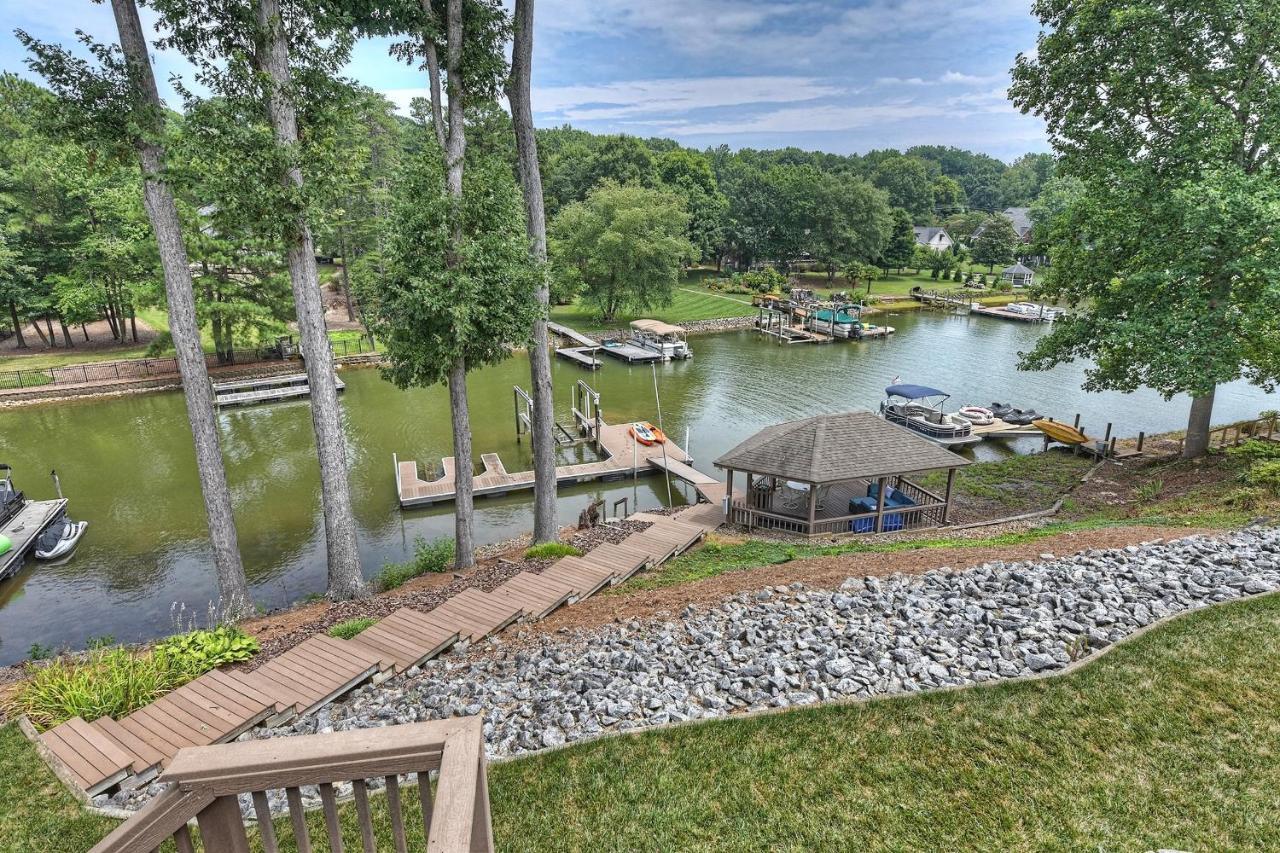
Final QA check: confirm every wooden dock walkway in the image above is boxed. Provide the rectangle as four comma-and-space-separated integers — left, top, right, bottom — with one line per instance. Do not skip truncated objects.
0, 498, 67, 580
397, 421, 693, 507
971, 305, 1050, 323
35, 502, 724, 798
547, 322, 599, 348
648, 456, 726, 504
212, 372, 345, 408
598, 341, 664, 363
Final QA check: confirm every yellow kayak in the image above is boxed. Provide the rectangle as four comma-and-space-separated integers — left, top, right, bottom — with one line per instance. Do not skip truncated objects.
1033, 419, 1089, 445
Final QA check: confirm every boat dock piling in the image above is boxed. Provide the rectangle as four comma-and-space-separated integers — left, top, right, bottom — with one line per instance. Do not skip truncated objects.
211, 372, 345, 408
756, 306, 832, 344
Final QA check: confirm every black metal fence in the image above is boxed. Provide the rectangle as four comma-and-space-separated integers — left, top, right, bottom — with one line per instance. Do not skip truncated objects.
0, 335, 378, 391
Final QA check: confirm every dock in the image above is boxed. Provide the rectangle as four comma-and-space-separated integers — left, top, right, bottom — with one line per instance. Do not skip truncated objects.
396, 420, 694, 507
554, 346, 602, 369
971, 419, 1045, 440
211, 372, 344, 408
972, 305, 1051, 323
547, 322, 599, 348
912, 290, 973, 312
597, 341, 664, 363
548, 323, 608, 370
648, 456, 726, 504
0, 498, 67, 580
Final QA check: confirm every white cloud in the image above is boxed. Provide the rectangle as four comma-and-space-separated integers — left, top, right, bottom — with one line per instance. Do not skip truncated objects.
533, 76, 843, 120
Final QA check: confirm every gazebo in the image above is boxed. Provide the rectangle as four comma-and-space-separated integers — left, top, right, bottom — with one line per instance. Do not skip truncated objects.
1001, 262, 1035, 287
714, 411, 969, 538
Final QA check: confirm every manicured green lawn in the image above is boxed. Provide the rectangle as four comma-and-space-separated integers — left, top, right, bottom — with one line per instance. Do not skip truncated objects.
549, 282, 757, 329
12, 589, 1279, 850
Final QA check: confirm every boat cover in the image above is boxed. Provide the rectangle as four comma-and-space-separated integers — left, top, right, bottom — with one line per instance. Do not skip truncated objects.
884, 384, 948, 399
630, 319, 685, 335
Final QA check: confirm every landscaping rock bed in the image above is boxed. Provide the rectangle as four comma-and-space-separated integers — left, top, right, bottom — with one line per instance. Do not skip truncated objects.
103, 527, 1280, 814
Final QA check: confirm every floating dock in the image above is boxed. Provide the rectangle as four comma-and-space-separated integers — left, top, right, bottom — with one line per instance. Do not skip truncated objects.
212, 372, 344, 408
971, 305, 1052, 323
554, 346, 602, 369
396, 421, 695, 507
0, 498, 67, 580
597, 341, 664, 363
970, 419, 1044, 440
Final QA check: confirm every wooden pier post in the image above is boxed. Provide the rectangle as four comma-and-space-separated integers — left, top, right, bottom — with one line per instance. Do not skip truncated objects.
874, 476, 888, 534
1137, 431, 1145, 452
1072, 413, 1081, 430
942, 467, 956, 523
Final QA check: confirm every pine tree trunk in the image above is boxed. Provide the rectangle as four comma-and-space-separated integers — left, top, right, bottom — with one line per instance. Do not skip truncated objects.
1182, 386, 1216, 459
59, 316, 73, 347
44, 315, 56, 347
448, 358, 475, 568
80, 324, 89, 342
9, 302, 27, 348
255, 0, 365, 599
129, 306, 138, 342
111, 0, 252, 618
508, 0, 558, 543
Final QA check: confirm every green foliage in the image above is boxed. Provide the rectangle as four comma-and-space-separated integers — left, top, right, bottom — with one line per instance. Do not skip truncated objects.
1223, 486, 1270, 511
1134, 480, 1164, 502
377, 536, 455, 591
8, 646, 201, 731
368, 133, 539, 389
524, 542, 584, 560
971, 214, 1018, 271
26, 643, 53, 661
155, 625, 259, 672
871, 155, 935, 219
328, 617, 378, 640
1243, 460, 1280, 495
1010, 0, 1280, 412
1226, 439, 1280, 465
735, 267, 786, 293
550, 181, 694, 322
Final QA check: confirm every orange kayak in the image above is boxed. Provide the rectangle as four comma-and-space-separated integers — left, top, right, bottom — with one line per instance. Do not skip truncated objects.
629, 421, 667, 445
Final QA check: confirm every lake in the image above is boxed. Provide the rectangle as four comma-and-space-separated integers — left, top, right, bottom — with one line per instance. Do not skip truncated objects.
0, 308, 1274, 663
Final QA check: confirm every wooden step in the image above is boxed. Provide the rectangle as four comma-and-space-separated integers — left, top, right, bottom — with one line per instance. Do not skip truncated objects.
429, 589, 524, 642
540, 560, 613, 600
490, 573, 575, 618
39, 717, 133, 796
347, 608, 460, 672
585, 543, 650, 583
247, 636, 383, 724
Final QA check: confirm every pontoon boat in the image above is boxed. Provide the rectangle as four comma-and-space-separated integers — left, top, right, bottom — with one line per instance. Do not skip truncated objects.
629, 320, 692, 360
880, 384, 982, 448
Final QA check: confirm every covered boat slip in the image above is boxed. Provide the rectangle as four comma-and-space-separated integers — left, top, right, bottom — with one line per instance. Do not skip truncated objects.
714, 411, 967, 539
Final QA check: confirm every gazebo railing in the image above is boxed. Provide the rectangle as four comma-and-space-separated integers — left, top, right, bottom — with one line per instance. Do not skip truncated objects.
728, 499, 948, 537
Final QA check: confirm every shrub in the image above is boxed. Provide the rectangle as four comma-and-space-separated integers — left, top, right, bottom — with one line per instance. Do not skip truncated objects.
328, 617, 378, 640
156, 626, 259, 676
377, 536, 455, 591
8, 646, 196, 731
1226, 439, 1280, 464
1134, 480, 1164, 501
1243, 459, 1280, 494
524, 542, 584, 560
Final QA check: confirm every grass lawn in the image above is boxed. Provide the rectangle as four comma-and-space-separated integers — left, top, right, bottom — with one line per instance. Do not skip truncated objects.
8, 590, 1279, 850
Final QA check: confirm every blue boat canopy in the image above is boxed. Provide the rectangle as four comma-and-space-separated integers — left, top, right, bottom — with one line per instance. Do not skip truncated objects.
884, 384, 948, 399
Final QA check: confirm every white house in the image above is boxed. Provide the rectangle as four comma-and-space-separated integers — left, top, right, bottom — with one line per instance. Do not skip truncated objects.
912, 226, 953, 252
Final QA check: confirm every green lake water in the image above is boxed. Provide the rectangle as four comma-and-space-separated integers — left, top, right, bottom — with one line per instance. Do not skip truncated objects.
0, 309, 1274, 662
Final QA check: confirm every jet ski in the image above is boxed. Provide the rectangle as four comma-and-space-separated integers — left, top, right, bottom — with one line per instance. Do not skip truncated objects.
34, 514, 88, 560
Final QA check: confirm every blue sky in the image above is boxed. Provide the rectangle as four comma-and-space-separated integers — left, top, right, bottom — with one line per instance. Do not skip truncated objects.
1, 0, 1049, 161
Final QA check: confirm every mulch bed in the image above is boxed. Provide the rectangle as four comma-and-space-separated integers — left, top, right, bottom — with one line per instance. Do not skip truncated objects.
244, 519, 652, 664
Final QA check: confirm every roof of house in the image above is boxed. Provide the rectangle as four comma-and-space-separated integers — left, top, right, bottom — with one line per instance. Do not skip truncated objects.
714, 411, 968, 484
1003, 207, 1033, 237
912, 226, 951, 244
1002, 262, 1035, 276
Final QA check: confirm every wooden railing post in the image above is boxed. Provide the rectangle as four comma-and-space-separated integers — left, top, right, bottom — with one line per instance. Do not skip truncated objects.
195, 795, 251, 853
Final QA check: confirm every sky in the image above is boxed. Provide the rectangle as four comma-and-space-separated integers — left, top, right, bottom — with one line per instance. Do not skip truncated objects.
0, 0, 1050, 162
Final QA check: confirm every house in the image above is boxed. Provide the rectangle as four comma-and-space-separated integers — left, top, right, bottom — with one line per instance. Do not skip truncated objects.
912, 226, 953, 252
1001, 262, 1035, 287
1002, 207, 1034, 242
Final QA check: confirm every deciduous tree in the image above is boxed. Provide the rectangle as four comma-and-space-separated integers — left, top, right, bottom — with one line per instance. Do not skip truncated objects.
1011, 0, 1280, 457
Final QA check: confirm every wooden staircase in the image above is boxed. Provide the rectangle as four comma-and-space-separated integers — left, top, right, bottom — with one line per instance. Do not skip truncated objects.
35, 504, 723, 798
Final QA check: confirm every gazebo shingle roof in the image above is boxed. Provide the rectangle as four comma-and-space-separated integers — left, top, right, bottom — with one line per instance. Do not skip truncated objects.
714, 411, 968, 484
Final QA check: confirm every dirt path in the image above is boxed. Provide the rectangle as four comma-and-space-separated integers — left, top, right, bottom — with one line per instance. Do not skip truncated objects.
508, 524, 1212, 640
